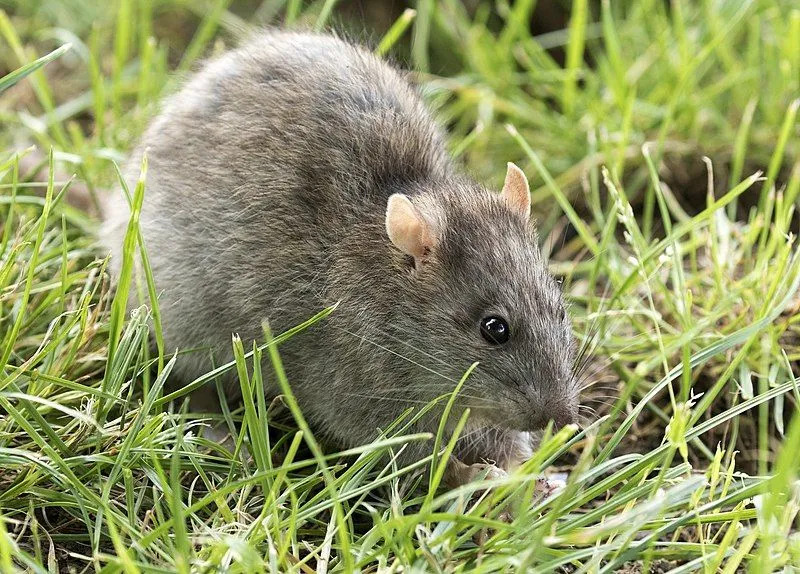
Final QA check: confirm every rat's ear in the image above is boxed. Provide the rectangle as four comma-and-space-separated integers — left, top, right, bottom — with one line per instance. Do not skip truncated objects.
501, 162, 531, 221
385, 194, 436, 263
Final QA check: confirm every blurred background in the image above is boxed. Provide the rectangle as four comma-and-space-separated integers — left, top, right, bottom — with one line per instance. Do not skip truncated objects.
3, 0, 797, 223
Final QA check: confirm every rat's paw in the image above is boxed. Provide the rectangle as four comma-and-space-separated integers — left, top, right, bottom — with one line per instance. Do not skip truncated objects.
533, 475, 566, 500
464, 462, 508, 484
444, 458, 508, 489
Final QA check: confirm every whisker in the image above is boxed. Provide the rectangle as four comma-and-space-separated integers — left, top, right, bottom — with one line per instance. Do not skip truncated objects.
344, 380, 489, 399
579, 376, 618, 392
337, 389, 498, 405
333, 326, 459, 384
356, 322, 460, 372
334, 393, 443, 405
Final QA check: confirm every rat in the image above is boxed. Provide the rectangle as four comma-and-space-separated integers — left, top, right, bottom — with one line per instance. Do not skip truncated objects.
100, 30, 579, 487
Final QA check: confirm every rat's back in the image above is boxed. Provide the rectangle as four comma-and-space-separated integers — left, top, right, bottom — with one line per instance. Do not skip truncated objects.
101, 31, 452, 384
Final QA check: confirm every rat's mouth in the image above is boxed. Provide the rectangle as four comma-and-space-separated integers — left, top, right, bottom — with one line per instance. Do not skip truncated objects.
460, 394, 578, 433
481, 407, 577, 433
529, 404, 579, 431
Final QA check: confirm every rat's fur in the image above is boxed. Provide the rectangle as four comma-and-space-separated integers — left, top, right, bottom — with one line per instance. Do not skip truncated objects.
101, 31, 578, 474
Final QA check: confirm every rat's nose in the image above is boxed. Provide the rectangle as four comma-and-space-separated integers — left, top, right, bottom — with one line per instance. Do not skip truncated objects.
551, 402, 578, 428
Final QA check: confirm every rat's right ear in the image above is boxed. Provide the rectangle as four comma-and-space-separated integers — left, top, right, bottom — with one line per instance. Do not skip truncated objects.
385, 194, 436, 264
501, 162, 531, 222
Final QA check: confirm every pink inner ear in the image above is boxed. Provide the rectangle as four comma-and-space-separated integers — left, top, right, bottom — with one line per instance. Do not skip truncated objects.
386, 194, 432, 259
501, 163, 531, 220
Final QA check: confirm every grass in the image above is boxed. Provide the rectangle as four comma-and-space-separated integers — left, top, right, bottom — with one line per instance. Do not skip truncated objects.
1, 0, 800, 571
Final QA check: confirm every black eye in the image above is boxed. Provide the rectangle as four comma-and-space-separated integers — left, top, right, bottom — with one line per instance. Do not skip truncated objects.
480, 316, 510, 345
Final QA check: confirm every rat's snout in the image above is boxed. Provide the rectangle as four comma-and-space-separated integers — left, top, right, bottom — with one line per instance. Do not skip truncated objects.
526, 395, 578, 431
549, 400, 578, 429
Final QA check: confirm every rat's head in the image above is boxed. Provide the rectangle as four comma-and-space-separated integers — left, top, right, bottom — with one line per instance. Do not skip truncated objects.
384, 164, 578, 432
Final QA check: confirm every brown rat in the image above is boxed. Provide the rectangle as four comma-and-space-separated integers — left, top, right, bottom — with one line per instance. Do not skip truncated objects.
100, 30, 579, 484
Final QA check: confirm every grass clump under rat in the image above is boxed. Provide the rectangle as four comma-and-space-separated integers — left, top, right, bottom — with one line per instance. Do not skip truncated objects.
1, 0, 799, 572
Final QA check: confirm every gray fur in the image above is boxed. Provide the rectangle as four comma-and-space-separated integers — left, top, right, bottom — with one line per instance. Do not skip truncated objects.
101, 31, 578, 472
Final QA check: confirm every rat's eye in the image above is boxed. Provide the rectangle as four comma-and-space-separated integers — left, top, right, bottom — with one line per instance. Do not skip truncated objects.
480, 316, 510, 345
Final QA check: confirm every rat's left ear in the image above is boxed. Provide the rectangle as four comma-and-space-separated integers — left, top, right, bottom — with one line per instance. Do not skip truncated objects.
501, 162, 531, 222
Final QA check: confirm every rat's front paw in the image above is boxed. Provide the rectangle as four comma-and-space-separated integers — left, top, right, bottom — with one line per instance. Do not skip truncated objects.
464, 462, 508, 484
444, 458, 508, 489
